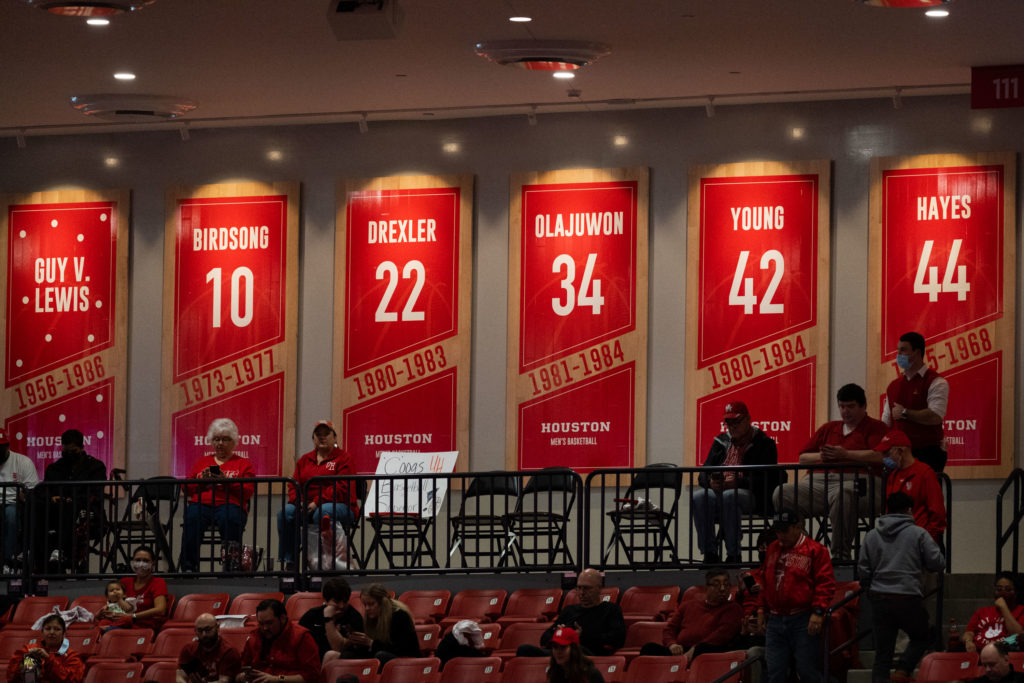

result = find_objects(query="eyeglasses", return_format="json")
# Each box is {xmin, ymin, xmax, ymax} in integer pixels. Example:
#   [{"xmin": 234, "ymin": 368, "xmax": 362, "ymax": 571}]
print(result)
[
  {"xmin": 575, "ymin": 585, "xmax": 600, "ymax": 592},
  {"xmin": 211, "ymin": 436, "xmax": 233, "ymax": 443},
  {"xmin": 708, "ymin": 581, "xmax": 731, "ymax": 589},
  {"xmin": 995, "ymin": 585, "xmax": 1016, "ymax": 593}
]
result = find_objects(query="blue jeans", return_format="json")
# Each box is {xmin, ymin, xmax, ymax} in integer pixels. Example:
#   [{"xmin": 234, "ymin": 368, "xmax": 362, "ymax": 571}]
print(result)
[
  {"xmin": 765, "ymin": 613, "xmax": 823, "ymax": 683},
  {"xmin": 181, "ymin": 503, "xmax": 247, "ymax": 570},
  {"xmin": 691, "ymin": 487, "xmax": 754, "ymax": 557},
  {"xmin": 276, "ymin": 502, "xmax": 353, "ymax": 562},
  {"xmin": 1, "ymin": 503, "xmax": 19, "ymax": 560}
]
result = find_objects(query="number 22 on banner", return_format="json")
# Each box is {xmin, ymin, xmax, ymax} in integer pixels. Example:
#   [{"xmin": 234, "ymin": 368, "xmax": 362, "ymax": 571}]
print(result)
[
  {"xmin": 913, "ymin": 239, "xmax": 970, "ymax": 301},
  {"xmin": 729, "ymin": 250, "xmax": 784, "ymax": 315},
  {"xmin": 375, "ymin": 259, "xmax": 425, "ymax": 322},
  {"xmin": 552, "ymin": 252, "xmax": 604, "ymax": 316}
]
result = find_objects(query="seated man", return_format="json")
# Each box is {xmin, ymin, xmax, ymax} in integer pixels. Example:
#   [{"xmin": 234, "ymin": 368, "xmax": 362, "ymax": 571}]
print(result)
[
  {"xmin": 773, "ymin": 384, "xmax": 888, "ymax": 561},
  {"xmin": 177, "ymin": 613, "xmax": 242, "ymax": 683},
  {"xmin": 640, "ymin": 570, "xmax": 743, "ymax": 661},
  {"xmin": 238, "ymin": 599, "xmax": 320, "ymax": 683},
  {"xmin": 971, "ymin": 641, "xmax": 1024, "ymax": 683},
  {"xmin": 693, "ymin": 401, "xmax": 778, "ymax": 564},
  {"xmin": 298, "ymin": 576, "xmax": 364, "ymax": 660},
  {"xmin": 518, "ymin": 568, "xmax": 625, "ymax": 657},
  {"xmin": 0, "ymin": 428, "xmax": 38, "ymax": 574},
  {"xmin": 876, "ymin": 430, "xmax": 946, "ymax": 542}
]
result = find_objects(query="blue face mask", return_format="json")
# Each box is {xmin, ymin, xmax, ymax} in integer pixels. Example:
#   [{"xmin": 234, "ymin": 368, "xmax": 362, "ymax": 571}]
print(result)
[
  {"xmin": 896, "ymin": 353, "xmax": 912, "ymax": 371},
  {"xmin": 883, "ymin": 456, "xmax": 898, "ymax": 470}
]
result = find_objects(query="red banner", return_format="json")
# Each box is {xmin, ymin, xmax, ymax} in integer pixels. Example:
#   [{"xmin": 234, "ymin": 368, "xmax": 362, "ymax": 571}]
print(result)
[
  {"xmin": 869, "ymin": 155, "xmax": 1015, "ymax": 478},
  {"xmin": 334, "ymin": 176, "xmax": 472, "ymax": 474},
  {"xmin": 2, "ymin": 193, "xmax": 128, "ymax": 476},
  {"xmin": 163, "ymin": 184, "xmax": 299, "ymax": 477},
  {"xmin": 685, "ymin": 162, "xmax": 830, "ymax": 465},
  {"xmin": 508, "ymin": 169, "xmax": 648, "ymax": 473}
]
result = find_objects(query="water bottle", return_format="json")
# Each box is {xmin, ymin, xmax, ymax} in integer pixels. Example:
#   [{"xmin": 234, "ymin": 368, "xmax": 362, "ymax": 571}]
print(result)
[
  {"xmin": 947, "ymin": 618, "xmax": 961, "ymax": 651},
  {"xmin": 22, "ymin": 655, "xmax": 38, "ymax": 683}
]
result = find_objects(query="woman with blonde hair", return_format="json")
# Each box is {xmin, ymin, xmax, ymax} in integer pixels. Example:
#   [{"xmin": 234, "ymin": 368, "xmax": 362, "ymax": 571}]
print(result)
[{"xmin": 343, "ymin": 584, "xmax": 418, "ymax": 663}]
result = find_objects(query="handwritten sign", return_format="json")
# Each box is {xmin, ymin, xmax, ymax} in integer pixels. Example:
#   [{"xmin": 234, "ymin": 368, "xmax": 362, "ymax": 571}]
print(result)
[{"xmin": 364, "ymin": 451, "xmax": 458, "ymax": 517}]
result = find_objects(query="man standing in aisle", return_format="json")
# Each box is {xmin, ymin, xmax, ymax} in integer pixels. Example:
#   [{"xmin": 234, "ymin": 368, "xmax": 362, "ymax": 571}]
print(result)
[
  {"xmin": 756, "ymin": 510, "xmax": 835, "ymax": 683},
  {"xmin": 876, "ymin": 430, "xmax": 946, "ymax": 542},
  {"xmin": 0, "ymin": 428, "xmax": 38, "ymax": 574},
  {"xmin": 883, "ymin": 331, "xmax": 949, "ymax": 472}
]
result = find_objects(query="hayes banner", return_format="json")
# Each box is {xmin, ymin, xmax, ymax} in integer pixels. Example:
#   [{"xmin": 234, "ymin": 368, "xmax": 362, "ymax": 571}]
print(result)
[
  {"xmin": 507, "ymin": 168, "xmax": 649, "ymax": 473},
  {"xmin": 334, "ymin": 175, "xmax": 473, "ymax": 474},
  {"xmin": 2, "ymin": 190, "xmax": 129, "ymax": 476},
  {"xmin": 685, "ymin": 161, "xmax": 831, "ymax": 466},
  {"xmin": 868, "ymin": 153, "xmax": 1015, "ymax": 479},
  {"xmin": 162, "ymin": 183, "xmax": 299, "ymax": 476}
]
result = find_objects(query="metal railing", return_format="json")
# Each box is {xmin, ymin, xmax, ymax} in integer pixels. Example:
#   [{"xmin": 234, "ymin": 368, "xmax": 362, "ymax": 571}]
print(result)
[{"xmin": 996, "ymin": 468, "xmax": 1024, "ymax": 574}]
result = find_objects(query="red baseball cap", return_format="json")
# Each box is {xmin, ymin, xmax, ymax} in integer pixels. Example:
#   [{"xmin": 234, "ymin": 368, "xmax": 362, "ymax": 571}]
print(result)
[
  {"xmin": 312, "ymin": 421, "xmax": 336, "ymax": 435},
  {"xmin": 550, "ymin": 627, "xmax": 580, "ymax": 646},
  {"xmin": 723, "ymin": 401, "xmax": 749, "ymax": 420},
  {"xmin": 873, "ymin": 429, "xmax": 912, "ymax": 452}
]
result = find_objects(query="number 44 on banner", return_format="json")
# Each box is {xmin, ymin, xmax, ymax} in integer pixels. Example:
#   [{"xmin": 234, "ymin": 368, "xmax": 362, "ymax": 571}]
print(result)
[{"xmin": 914, "ymin": 239, "xmax": 970, "ymax": 301}]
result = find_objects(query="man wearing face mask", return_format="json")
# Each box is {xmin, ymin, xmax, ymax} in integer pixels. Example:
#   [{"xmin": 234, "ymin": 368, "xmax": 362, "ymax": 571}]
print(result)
[
  {"xmin": 0, "ymin": 428, "xmax": 38, "ymax": 574},
  {"xmin": 882, "ymin": 331, "xmax": 949, "ymax": 472},
  {"xmin": 876, "ymin": 430, "xmax": 946, "ymax": 542}
]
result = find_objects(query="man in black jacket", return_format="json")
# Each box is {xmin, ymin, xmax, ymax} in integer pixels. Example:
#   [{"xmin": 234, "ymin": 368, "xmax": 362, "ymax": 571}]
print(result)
[{"xmin": 518, "ymin": 568, "xmax": 625, "ymax": 657}]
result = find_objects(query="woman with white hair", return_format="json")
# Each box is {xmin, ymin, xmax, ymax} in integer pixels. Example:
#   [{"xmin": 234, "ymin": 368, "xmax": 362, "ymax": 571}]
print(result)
[{"xmin": 180, "ymin": 418, "xmax": 255, "ymax": 572}]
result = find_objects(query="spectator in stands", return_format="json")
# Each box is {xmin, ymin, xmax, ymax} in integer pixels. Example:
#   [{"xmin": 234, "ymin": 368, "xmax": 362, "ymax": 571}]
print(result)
[
  {"xmin": 277, "ymin": 421, "xmax": 358, "ymax": 571},
  {"xmin": 177, "ymin": 612, "xmax": 241, "ymax": 683},
  {"xmin": 93, "ymin": 579, "xmax": 135, "ymax": 632},
  {"xmin": 773, "ymin": 383, "xmax": 889, "ymax": 561},
  {"xmin": 121, "ymin": 545, "xmax": 169, "ymax": 631},
  {"xmin": 300, "ymin": 577, "xmax": 364, "ymax": 661},
  {"xmin": 181, "ymin": 418, "xmax": 255, "ymax": 572},
  {"xmin": 519, "ymin": 568, "xmax": 625, "ymax": 658},
  {"xmin": 876, "ymin": 430, "xmax": 947, "ymax": 542},
  {"xmin": 34, "ymin": 428, "xmax": 106, "ymax": 572},
  {"xmin": 963, "ymin": 573, "xmax": 1024, "ymax": 652},
  {"xmin": 238, "ymin": 599, "xmax": 319, "ymax": 683},
  {"xmin": 693, "ymin": 400, "xmax": 779, "ymax": 564},
  {"xmin": 858, "ymin": 491, "xmax": 946, "ymax": 683},
  {"xmin": 737, "ymin": 528, "xmax": 776, "ymax": 647},
  {"xmin": 435, "ymin": 620, "xmax": 487, "ymax": 667},
  {"xmin": 882, "ymin": 331, "xmax": 949, "ymax": 473},
  {"xmin": 5, "ymin": 613, "xmax": 85, "ymax": 683},
  {"xmin": 547, "ymin": 627, "xmax": 604, "ymax": 683},
  {"xmin": 971, "ymin": 641, "xmax": 1024, "ymax": 683},
  {"xmin": 756, "ymin": 510, "xmax": 835, "ymax": 683},
  {"xmin": 343, "ymin": 583, "xmax": 418, "ymax": 662},
  {"xmin": 640, "ymin": 569, "xmax": 743, "ymax": 661},
  {"xmin": 0, "ymin": 427, "xmax": 38, "ymax": 575}
]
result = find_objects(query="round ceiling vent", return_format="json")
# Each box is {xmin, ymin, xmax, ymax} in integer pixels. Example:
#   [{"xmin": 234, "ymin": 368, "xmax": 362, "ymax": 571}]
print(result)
[
  {"xmin": 475, "ymin": 40, "xmax": 611, "ymax": 71},
  {"xmin": 18, "ymin": 0, "xmax": 155, "ymax": 15},
  {"xmin": 69, "ymin": 94, "xmax": 198, "ymax": 122}
]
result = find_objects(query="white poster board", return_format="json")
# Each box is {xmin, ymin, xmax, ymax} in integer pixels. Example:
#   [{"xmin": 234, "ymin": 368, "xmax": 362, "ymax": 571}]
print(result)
[{"xmin": 364, "ymin": 451, "xmax": 458, "ymax": 517}]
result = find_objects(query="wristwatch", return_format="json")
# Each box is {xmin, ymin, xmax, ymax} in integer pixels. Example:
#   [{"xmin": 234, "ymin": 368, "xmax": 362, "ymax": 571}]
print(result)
[{"xmin": 812, "ymin": 607, "xmax": 825, "ymax": 616}]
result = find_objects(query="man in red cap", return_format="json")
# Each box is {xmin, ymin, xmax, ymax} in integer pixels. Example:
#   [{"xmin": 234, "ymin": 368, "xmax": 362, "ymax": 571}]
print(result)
[
  {"xmin": 0, "ymin": 428, "xmax": 38, "ymax": 574},
  {"xmin": 276, "ymin": 421, "xmax": 358, "ymax": 570},
  {"xmin": 882, "ymin": 331, "xmax": 949, "ymax": 472},
  {"xmin": 693, "ymin": 400, "xmax": 779, "ymax": 564},
  {"xmin": 876, "ymin": 429, "xmax": 946, "ymax": 541}
]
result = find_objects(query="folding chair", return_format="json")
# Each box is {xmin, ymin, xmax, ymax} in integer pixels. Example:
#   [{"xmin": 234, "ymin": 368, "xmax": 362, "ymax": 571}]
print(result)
[
  {"xmin": 365, "ymin": 512, "xmax": 439, "ymax": 569},
  {"xmin": 378, "ymin": 656, "xmax": 442, "ymax": 683},
  {"xmin": 446, "ymin": 473, "xmax": 520, "ymax": 568},
  {"xmin": 915, "ymin": 651, "xmax": 979, "ymax": 682},
  {"xmin": 505, "ymin": 467, "xmax": 578, "ymax": 566},
  {"xmin": 102, "ymin": 476, "xmax": 180, "ymax": 573},
  {"xmin": 603, "ymin": 464, "xmax": 683, "ymax": 565}
]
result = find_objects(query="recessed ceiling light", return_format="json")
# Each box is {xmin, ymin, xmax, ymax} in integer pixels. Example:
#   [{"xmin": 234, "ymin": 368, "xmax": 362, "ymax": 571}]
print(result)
[
  {"xmin": 266, "ymin": 150, "xmax": 283, "ymax": 161},
  {"xmin": 553, "ymin": 72, "xmax": 575, "ymax": 80},
  {"xmin": 86, "ymin": 17, "xmax": 109, "ymax": 25},
  {"xmin": 925, "ymin": 8, "xmax": 949, "ymax": 16},
  {"xmin": 104, "ymin": 156, "xmax": 119, "ymax": 168},
  {"xmin": 113, "ymin": 72, "xmax": 136, "ymax": 80},
  {"xmin": 442, "ymin": 142, "xmax": 460, "ymax": 154},
  {"xmin": 612, "ymin": 135, "xmax": 629, "ymax": 147},
  {"xmin": 476, "ymin": 40, "xmax": 611, "ymax": 71},
  {"xmin": 509, "ymin": 16, "xmax": 531, "ymax": 22}
]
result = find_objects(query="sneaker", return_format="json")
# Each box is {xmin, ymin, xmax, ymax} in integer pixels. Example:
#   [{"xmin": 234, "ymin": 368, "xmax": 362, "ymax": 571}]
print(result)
[
  {"xmin": 703, "ymin": 552, "xmax": 721, "ymax": 565},
  {"xmin": 725, "ymin": 554, "xmax": 741, "ymax": 564}
]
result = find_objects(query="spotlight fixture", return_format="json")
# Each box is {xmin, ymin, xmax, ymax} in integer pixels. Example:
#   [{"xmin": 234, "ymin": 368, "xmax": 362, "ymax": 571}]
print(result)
[
  {"xmin": 69, "ymin": 94, "xmax": 198, "ymax": 121},
  {"xmin": 854, "ymin": 0, "xmax": 951, "ymax": 6},
  {"xmin": 18, "ymin": 0, "xmax": 155, "ymax": 15},
  {"xmin": 475, "ymin": 40, "xmax": 611, "ymax": 71}
]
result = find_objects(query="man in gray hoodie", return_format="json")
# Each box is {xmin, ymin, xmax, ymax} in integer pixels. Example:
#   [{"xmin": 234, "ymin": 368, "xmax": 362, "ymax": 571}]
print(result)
[{"xmin": 858, "ymin": 490, "xmax": 946, "ymax": 683}]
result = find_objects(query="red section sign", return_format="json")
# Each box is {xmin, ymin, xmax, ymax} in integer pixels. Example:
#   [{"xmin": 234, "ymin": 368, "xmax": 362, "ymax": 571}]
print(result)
[
  {"xmin": 335, "ymin": 178, "xmax": 472, "ymax": 474},
  {"xmin": 164, "ymin": 187, "xmax": 297, "ymax": 477},
  {"xmin": 3, "ymin": 198, "xmax": 125, "ymax": 476},
  {"xmin": 685, "ymin": 162, "xmax": 830, "ymax": 467},
  {"xmin": 508, "ymin": 170, "xmax": 648, "ymax": 473},
  {"xmin": 971, "ymin": 65, "xmax": 1024, "ymax": 109}
]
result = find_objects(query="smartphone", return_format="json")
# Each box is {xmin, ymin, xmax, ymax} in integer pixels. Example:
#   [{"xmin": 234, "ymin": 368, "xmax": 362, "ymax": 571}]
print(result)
[
  {"xmin": 742, "ymin": 574, "xmax": 756, "ymax": 590},
  {"xmin": 209, "ymin": 465, "xmax": 222, "ymax": 475}
]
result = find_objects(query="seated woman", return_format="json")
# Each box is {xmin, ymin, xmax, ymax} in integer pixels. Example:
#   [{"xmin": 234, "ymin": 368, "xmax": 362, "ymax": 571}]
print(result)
[
  {"xmin": 93, "ymin": 579, "xmax": 135, "ymax": 632},
  {"xmin": 120, "ymin": 546, "xmax": 169, "ymax": 631},
  {"xmin": 6, "ymin": 614, "xmax": 85, "ymax": 683},
  {"xmin": 181, "ymin": 418, "xmax": 255, "ymax": 572},
  {"xmin": 329, "ymin": 584, "xmax": 418, "ymax": 664},
  {"xmin": 547, "ymin": 627, "xmax": 604, "ymax": 683},
  {"xmin": 963, "ymin": 572, "xmax": 1024, "ymax": 652}
]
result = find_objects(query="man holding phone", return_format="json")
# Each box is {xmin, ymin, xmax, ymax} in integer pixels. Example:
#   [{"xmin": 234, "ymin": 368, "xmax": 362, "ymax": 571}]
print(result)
[
  {"xmin": 297, "ymin": 577, "xmax": 364, "ymax": 659},
  {"xmin": 237, "ymin": 599, "xmax": 319, "ymax": 683},
  {"xmin": 177, "ymin": 613, "xmax": 241, "ymax": 683}
]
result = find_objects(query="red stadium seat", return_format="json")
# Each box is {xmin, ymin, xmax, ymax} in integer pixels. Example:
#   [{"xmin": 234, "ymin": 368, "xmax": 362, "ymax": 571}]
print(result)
[
  {"xmin": 65, "ymin": 627, "xmax": 101, "ymax": 659},
  {"xmin": 399, "ymin": 590, "xmax": 452, "ymax": 624},
  {"xmin": 89, "ymin": 627, "xmax": 154, "ymax": 662},
  {"xmin": 166, "ymin": 592, "xmax": 230, "ymax": 627},
  {"xmin": 495, "ymin": 588, "xmax": 561, "ymax": 628},
  {"xmin": 687, "ymin": 650, "xmax": 746, "ymax": 683},
  {"xmin": 10, "ymin": 596, "xmax": 70, "ymax": 627},
  {"xmin": 218, "ymin": 627, "xmax": 250, "ymax": 653},
  {"xmin": 416, "ymin": 623, "xmax": 442, "ymax": 655},
  {"xmin": 623, "ymin": 655, "xmax": 687, "ymax": 683},
  {"xmin": 590, "ymin": 655, "xmax": 627, "ymax": 683},
  {"xmin": 83, "ymin": 661, "xmax": 144, "ymax": 683},
  {"xmin": 619, "ymin": 586, "xmax": 680, "ymax": 626},
  {"xmin": 286, "ymin": 591, "xmax": 324, "ymax": 623},
  {"xmin": 439, "ymin": 656, "xmax": 503, "ymax": 683},
  {"xmin": 438, "ymin": 590, "xmax": 507, "ymax": 631},
  {"xmin": 322, "ymin": 658, "xmax": 380, "ymax": 683},
  {"xmin": 140, "ymin": 627, "xmax": 197, "ymax": 664},
  {"xmin": 562, "ymin": 586, "xmax": 619, "ymax": 609},
  {"xmin": 348, "ymin": 589, "xmax": 395, "ymax": 617},
  {"xmin": 144, "ymin": 660, "xmax": 179, "ymax": 683},
  {"xmin": 228, "ymin": 592, "xmax": 284, "ymax": 620},
  {"xmin": 379, "ymin": 656, "xmax": 442, "ymax": 683},
  {"xmin": 68, "ymin": 595, "xmax": 108, "ymax": 628},
  {"xmin": 915, "ymin": 651, "xmax": 979, "ymax": 682},
  {"xmin": 0, "ymin": 628, "xmax": 38, "ymax": 662},
  {"xmin": 499, "ymin": 656, "xmax": 549, "ymax": 683},
  {"xmin": 492, "ymin": 622, "xmax": 549, "ymax": 662},
  {"xmin": 617, "ymin": 620, "xmax": 667, "ymax": 660}
]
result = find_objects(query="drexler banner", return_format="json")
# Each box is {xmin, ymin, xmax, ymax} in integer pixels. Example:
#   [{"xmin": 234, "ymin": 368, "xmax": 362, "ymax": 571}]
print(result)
[
  {"xmin": 162, "ymin": 183, "xmax": 299, "ymax": 477},
  {"xmin": 685, "ymin": 161, "xmax": 831, "ymax": 466},
  {"xmin": 507, "ymin": 168, "xmax": 649, "ymax": 473},
  {"xmin": 868, "ymin": 153, "xmax": 1016, "ymax": 479},
  {"xmin": 2, "ymin": 189, "xmax": 129, "ymax": 476},
  {"xmin": 334, "ymin": 175, "xmax": 473, "ymax": 474}
]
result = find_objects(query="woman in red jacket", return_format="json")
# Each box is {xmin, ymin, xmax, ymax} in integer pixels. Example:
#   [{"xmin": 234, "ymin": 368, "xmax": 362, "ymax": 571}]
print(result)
[{"xmin": 6, "ymin": 614, "xmax": 85, "ymax": 683}]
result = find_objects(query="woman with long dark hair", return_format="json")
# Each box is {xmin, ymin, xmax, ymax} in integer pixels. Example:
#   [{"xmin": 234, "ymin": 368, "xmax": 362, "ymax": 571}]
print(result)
[
  {"xmin": 6, "ymin": 614, "xmax": 85, "ymax": 683},
  {"xmin": 547, "ymin": 627, "xmax": 604, "ymax": 683}
]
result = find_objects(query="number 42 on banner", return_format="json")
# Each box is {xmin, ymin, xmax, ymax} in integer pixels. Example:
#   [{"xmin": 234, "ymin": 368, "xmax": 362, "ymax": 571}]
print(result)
[
  {"xmin": 914, "ymin": 239, "xmax": 970, "ymax": 301},
  {"xmin": 729, "ymin": 250, "xmax": 784, "ymax": 315}
]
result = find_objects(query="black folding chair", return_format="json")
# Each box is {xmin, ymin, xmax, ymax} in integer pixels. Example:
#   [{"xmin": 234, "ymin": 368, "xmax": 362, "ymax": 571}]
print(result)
[
  {"xmin": 447, "ymin": 472, "xmax": 521, "ymax": 568},
  {"xmin": 505, "ymin": 467, "xmax": 578, "ymax": 567},
  {"xmin": 602, "ymin": 463, "xmax": 683, "ymax": 565}
]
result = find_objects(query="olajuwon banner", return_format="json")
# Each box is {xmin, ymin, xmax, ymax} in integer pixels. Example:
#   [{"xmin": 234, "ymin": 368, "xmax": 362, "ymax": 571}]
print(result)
[
  {"xmin": 162, "ymin": 182, "xmax": 299, "ymax": 476},
  {"xmin": 2, "ymin": 189, "xmax": 129, "ymax": 477},
  {"xmin": 508, "ymin": 168, "xmax": 649, "ymax": 472},
  {"xmin": 685, "ymin": 161, "xmax": 831, "ymax": 466},
  {"xmin": 868, "ymin": 153, "xmax": 1015, "ymax": 479},
  {"xmin": 334, "ymin": 175, "xmax": 473, "ymax": 474}
]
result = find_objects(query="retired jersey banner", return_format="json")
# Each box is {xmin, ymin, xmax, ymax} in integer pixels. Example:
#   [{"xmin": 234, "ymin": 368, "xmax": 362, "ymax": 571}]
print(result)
[
  {"xmin": 333, "ymin": 175, "xmax": 473, "ymax": 474},
  {"xmin": 507, "ymin": 168, "xmax": 648, "ymax": 473},
  {"xmin": 162, "ymin": 183, "xmax": 299, "ymax": 477},
  {"xmin": 868, "ymin": 153, "xmax": 1015, "ymax": 479},
  {"xmin": 2, "ymin": 190, "xmax": 129, "ymax": 476},
  {"xmin": 685, "ymin": 161, "xmax": 830, "ymax": 466}
]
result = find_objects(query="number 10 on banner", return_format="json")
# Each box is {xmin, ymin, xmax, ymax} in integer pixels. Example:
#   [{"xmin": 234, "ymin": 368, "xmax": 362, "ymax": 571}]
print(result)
[{"xmin": 553, "ymin": 252, "xmax": 604, "ymax": 316}]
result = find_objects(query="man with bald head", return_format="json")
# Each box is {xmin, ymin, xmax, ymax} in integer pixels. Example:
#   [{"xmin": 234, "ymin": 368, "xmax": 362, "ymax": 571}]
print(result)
[
  {"xmin": 177, "ymin": 613, "xmax": 241, "ymax": 683},
  {"xmin": 970, "ymin": 641, "xmax": 1024, "ymax": 683},
  {"xmin": 519, "ymin": 568, "xmax": 626, "ymax": 657}
]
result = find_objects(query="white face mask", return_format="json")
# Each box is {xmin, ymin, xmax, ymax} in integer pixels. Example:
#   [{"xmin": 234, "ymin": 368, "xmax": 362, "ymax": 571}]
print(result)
[{"xmin": 131, "ymin": 560, "xmax": 152, "ymax": 573}]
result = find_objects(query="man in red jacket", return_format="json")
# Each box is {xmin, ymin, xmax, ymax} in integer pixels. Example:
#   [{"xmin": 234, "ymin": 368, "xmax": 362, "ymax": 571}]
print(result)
[
  {"xmin": 756, "ymin": 510, "xmax": 836, "ymax": 683},
  {"xmin": 876, "ymin": 429, "xmax": 946, "ymax": 541}
]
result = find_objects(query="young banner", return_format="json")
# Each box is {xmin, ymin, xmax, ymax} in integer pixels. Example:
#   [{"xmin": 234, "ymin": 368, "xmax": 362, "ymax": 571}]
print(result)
[
  {"xmin": 162, "ymin": 182, "xmax": 299, "ymax": 476},
  {"xmin": 507, "ymin": 168, "xmax": 648, "ymax": 473},
  {"xmin": 868, "ymin": 153, "xmax": 1015, "ymax": 479},
  {"xmin": 334, "ymin": 175, "xmax": 473, "ymax": 474},
  {"xmin": 685, "ymin": 161, "xmax": 831, "ymax": 466},
  {"xmin": 2, "ymin": 189, "xmax": 129, "ymax": 476}
]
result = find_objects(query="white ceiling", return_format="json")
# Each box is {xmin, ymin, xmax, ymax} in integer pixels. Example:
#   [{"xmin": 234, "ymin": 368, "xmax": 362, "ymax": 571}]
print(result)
[{"xmin": 1, "ymin": 0, "xmax": 1022, "ymax": 137}]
